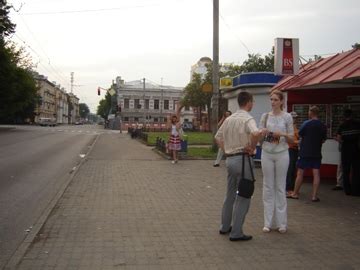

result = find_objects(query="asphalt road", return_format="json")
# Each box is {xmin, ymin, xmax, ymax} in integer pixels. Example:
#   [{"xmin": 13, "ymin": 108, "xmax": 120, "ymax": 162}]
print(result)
[{"xmin": 0, "ymin": 124, "xmax": 113, "ymax": 269}]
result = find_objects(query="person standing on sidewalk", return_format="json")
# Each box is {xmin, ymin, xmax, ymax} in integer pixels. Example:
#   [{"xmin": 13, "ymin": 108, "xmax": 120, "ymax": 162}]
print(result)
[
  {"xmin": 260, "ymin": 90, "xmax": 294, "ymax": 234},
  {"xmin": 337, "ymin": 109, "xmax": 360, "ymax": 196},
  {"xmin": 167, "ymin": 104, "xmax": 183, "ymax": 164},
  {"xmin": 213, "ymin": 110, "xmax": 232, "ymax": 167},
  {"xmin": 288, "ymin": 106, "xmax": 327, "ymax": 202},
  {"xmin": 286, "ymin": 111, "xmax": 300, "ymax": 195},
  {"xmin": 215, "ymin": 91, "xmax": 262, "ymax": 241}
]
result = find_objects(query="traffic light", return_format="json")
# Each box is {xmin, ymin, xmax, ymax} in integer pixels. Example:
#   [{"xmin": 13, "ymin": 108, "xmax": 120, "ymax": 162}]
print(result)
[{"xmin": 97, "ymin": 87, "xmax": 100, "ymax": 96}]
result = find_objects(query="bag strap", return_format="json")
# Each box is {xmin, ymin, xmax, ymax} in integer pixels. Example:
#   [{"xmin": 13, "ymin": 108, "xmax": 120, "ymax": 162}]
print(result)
[
  {"xmin": 264, "ymin": 113, "xmax": 269, "ymax": 128},
  {"xmin": 241, "ymin": 153, "xmax": 245, "ymax": 179},
  {"xmin": 247, "ymin": 155, "xmax": 255, "ymax": 182},
  {"xmin": 241, "ymin": 154, "xmax": 255, "ymax": 182}
]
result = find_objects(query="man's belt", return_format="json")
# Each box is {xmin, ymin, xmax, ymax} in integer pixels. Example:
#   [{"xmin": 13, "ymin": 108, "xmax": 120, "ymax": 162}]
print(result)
[{"xmin": 225, "ymin": 152, "xmax": 247, "ymax": 158}]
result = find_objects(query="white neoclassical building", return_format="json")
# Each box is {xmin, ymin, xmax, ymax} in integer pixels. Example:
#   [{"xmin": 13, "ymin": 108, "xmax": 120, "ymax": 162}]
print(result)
[{"xmin": 115, "ymin": 76, "xmax": 186, "ymax": 129}]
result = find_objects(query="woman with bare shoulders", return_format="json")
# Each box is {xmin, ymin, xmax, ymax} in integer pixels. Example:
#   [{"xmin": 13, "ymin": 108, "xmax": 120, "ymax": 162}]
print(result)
[{"xmin": 168, "ymin": 105, "xmax": 183, "ymax": 164}]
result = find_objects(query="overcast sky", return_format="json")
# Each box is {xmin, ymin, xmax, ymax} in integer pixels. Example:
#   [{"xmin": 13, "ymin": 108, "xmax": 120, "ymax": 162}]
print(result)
[{"xmin": 8, "ymin": 0, "xmax": 360, "ymax": 112}]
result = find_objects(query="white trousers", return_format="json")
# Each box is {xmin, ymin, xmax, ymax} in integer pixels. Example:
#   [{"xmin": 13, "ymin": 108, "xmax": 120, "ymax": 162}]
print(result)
[{"xmin": 261, "ymin": 150, "xmax": 289, "ymax": 229}]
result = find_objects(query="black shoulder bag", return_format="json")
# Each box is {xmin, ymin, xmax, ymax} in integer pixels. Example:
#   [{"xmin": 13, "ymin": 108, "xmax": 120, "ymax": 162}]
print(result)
[{"xmin": 237, "ymin": 154, "xmax": 256, "ymax": 198}]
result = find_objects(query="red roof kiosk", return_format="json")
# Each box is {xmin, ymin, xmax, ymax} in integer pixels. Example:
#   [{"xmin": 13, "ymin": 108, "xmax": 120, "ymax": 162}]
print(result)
[{"xmin": 272, "ymin": 48, "xmax": 360, "ymax": 179}]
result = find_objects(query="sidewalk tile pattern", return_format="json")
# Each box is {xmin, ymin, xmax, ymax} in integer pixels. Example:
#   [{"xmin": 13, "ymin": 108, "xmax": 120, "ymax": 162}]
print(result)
[{"xmin": 15, "ymin": 134, "xmax": 360, "ymax": 270}]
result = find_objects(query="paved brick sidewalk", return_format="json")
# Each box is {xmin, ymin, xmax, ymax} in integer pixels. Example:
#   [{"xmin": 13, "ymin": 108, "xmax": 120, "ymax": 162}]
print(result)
[{"xmin": 11, "ymin": 133, "xmax": 360, "ymax": 269}]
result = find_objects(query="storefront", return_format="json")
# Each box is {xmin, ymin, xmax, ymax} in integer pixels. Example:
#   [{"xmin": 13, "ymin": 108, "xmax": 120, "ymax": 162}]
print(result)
[{"xmin": 272, "ymin": 48, "xmax": 360, "ymax": 178}]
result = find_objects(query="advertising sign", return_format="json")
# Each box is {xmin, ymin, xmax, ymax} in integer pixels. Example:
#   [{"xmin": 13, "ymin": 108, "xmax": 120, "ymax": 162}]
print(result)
[
  {"xmin": 220, "ymin": 77, "xmax": 233, "ymax": 89},
  {"xmin": 274, "ymin": 38, "xmax": 299, "ymax": 76}
]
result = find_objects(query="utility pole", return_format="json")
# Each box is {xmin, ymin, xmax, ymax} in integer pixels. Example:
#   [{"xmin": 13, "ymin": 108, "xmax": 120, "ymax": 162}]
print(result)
[
  {"xmin": 160, "ymin": 77, "xmax": 163, "ymax": 123},
  {"xmin": 211, "ymin": 0, "xmax": 219, "ymax": 137},
  {"xmin": 143, "ymin": 78, "xmax": 146, "ymax": 125},
  {"xmin": 70, "ymin": 72, "xmax": 74, "ymax": 93}
]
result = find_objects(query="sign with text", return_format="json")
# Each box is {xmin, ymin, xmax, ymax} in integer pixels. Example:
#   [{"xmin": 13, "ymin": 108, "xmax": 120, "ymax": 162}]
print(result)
[
  {"xmin": 220, "ymin": 77, "xmax": 233, "ymax": 88},
  {"xmin": 274, "ymin": 38, "xmax": 299, "ymax": 75}
]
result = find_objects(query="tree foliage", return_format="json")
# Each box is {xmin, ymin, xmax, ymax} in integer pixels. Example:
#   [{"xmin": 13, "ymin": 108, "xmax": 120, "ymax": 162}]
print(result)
[
  {"xmin": 0, "ymin": 0, "xmax": 16, "ymax": 39},
  {"xmin": 352, "ymin": 43, "xmax": 360, "ymax": 49},
  {"xmin": 0, "ymin": 1, "xmax": 38, "ymax": 123},
  {"xmin": 96, "ymin": 92, "xmax": 112, "ymax": 120},
  {"xmin": 79, "ymin": 103, "xmax": 90, "ymax": 118},
  {"xmin": 181, "ymin": 49, "xmax": 275, "ymax": 127}
]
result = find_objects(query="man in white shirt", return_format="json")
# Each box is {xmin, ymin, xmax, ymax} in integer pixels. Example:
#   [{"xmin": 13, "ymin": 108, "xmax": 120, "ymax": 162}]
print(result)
[{"xmin": 215, "ymin": 91, "xmax": 262, "ymax": 241}]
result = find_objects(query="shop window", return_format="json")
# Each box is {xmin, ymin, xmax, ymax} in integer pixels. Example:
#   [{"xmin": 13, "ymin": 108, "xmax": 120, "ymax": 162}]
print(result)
[
  {"xmin": 124, "ymin": 117, "xmax": 129, "ymax": 122},
  {"xmin": 124, "ymin": 99, "xmax": 129, "ymax": 109}
]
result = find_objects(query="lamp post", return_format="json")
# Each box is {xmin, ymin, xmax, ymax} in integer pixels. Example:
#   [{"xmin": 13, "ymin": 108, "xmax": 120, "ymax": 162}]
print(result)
[{"xmin": 211, "ymin": 0, "xmax": 219, "ymax": 138}]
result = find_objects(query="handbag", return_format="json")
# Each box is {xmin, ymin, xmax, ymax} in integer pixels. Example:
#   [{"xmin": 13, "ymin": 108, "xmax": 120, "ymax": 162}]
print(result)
[{"xmin": 237, "ymin": 154, "xmax": 256, "ymax": 198}]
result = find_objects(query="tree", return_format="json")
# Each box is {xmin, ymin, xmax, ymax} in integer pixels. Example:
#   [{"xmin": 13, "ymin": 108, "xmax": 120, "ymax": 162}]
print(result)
[
  {"xmin": 352, "ymin": 42, "xmax": 360, "ymax": 49},
  {"xmin": 0, "ymin": 0, "xmax": 16, "ymax": 39},
  {"xmin": 96, "ymin": 92, "xmax": 112, "ymax": 120},
  {"xmin": 0, "ymin": 2, "xmax": 38, "ymax": 123},
  {"xmin": 0, "ymin": 42, "xmax": 37, "ymax": 123},
  {"xmin": 241, "ymin": 50, "xmax": 274, "ymax": 73},
  {"xmin": 181, "ymin": 73, "xmax": 212, "ymax": 127},
  {"xmin": 79, "ymin": 103, "xmax": 90, "ymax": 118}
]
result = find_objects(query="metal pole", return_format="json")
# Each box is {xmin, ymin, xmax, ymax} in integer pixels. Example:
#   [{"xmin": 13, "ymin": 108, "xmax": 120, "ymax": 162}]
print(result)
[
  {"xmin": 211, "ymin": 0, "xmax": 219, "ymax": 137},
  {"xmin": 143, "ymin": 78, "xmax": 146, "ymax": 125}
]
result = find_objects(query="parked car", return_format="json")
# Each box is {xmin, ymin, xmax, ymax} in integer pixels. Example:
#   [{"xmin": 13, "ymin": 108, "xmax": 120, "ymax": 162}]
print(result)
[
  {"xmin": 38, "ymin": 118, "xmax": 56, "ymax": 127},
  {"xmin": 181, "ymin": 122, "xmax": 194, "ymax": 131}
]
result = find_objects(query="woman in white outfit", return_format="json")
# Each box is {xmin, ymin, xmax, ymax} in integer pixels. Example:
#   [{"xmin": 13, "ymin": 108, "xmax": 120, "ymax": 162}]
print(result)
[{"xmin": 260, "ymin": 90, "xmax": 294, "ymax": 233}]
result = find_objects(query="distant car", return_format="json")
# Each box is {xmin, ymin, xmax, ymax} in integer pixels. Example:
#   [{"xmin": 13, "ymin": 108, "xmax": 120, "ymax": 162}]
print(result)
[
  {"xmin": 182, "ymin": 122, "xmax": 194, "ymax": 131},
  {"xmin": 38, "ymin": 118, "xmax": 56, "ymax": 127}
]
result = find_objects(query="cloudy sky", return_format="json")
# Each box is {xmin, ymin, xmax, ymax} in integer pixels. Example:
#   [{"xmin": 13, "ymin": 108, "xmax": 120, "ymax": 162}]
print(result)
[{"xmin": 8, "ymin": 0, "xmax": 360, "ymax": 112}]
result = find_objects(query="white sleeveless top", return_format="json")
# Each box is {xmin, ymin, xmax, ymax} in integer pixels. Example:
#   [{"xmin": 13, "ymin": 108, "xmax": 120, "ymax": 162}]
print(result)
[{"xmin": 171, "ymin": 124, "xmax": 178, "ymax": 136}]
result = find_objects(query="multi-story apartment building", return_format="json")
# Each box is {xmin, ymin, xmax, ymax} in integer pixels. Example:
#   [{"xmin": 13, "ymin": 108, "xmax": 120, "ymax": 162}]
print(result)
[
  {"xmin": 56, "ymin": 87, "xmax": 69, "ymax": 124},
  {"xmin": 115, "ymin": 76, "xmax": 184, "ymax": 128},
  {"xmin": 68, "ymin": 93, "xmax": 79, "ymax": 124},
  {"xmin": 34, "ymin": 74, "xmax": 79, "ymax": 125},
  {"xmin": 34, "ymin": 75, "xmax": 57, "ymax": 123}
]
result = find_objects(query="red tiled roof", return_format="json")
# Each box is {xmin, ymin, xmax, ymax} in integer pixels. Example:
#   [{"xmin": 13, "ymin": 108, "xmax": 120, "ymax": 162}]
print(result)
[{"xmin": 273, "ymin": 48, "xmax": 360, "ymax": 91}]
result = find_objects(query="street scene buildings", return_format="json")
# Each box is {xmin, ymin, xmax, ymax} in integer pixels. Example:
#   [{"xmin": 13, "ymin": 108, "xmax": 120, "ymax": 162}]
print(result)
[{"xmin": 34, "ymin": 74, "xmax": 80, "ymax": 125}]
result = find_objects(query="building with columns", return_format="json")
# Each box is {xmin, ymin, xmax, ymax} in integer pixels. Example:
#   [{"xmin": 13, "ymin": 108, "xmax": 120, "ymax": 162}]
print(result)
[{"xmin": 115, "ymin": 77, "xmax": 184, "ymax": 129}]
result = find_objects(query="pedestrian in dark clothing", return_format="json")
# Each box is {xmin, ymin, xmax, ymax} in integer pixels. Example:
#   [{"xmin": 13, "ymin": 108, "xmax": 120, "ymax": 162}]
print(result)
[
  {"xmin": 286, "ymin": 111, "xmax": 300, "ymax": 195},
  {"xmin": 337, "ymin": 109, "xmax": 360, "ymax": 196},
  {"xmin": 288, "ymin": 106, "xmax": 327, "ymax": 202}
]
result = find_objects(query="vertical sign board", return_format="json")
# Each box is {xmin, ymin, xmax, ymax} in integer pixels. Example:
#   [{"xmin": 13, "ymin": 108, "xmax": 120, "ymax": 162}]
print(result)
[{"xmin": 274, "ymin": 38, "xmax": 300, "ymax": 75}]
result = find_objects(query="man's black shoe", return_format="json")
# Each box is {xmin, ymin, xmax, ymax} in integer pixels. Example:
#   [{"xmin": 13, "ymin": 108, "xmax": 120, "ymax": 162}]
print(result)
[
  {"xmin": 332, "ymin": 186, "xmax": 343, "ymax": 191},
  {"xmin": 229, "ymin": 235, "xmax": 253, "ymax": 241},
  {"xmin": 213, "ymin": 164, "xmax": 220, "ymax": 167},
  {"xmin": 219, "ymin": 226, "xmax": 232, "ymax": 235}
]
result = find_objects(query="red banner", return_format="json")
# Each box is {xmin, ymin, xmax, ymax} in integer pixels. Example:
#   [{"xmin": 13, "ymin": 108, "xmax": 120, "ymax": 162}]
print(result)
[{"xmin": 282, "ymin": 39, "xmax": 294, "ymax": 74}]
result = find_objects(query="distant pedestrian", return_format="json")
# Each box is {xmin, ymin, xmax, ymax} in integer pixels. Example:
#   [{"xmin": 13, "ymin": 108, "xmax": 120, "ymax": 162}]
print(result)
[
  {"xmin": 286, "ymin": 111, "xmax": 300, "ymax": 195},
  {"xmin": 167, "ymin": 105, "xmax": 183, "ymax": 164},
  {"xmin": 337, "ymin": 109, "xmax": 360, "ymax": 196},
  {"xmin": 288, "ymin": 106, "xmax": 327, "ymax": 202},
  {"xmin": 213, "ymin": 110, "xmax": 232, "ymax": 167},
  {"xmin": 215, "ymin": 91, "xmax": 263, "ymax": 241},
  {"xmin": 260, "ymin": 90, "xmax": 294, "ymax": 234}
]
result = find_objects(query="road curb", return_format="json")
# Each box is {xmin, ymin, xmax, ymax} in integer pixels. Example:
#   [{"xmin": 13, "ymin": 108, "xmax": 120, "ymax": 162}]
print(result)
[{"xmin": 3, "ymin": 134, "xmax": 100, "ymax": 270}]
